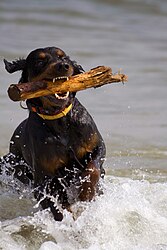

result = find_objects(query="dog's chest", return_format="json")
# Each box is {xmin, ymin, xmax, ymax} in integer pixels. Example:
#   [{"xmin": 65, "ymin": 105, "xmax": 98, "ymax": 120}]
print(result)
[
  {"xmin": 38, "ymin": 126, "xmax": 98, "ymax": 175},
  {"xmin": 45, "ymin": 128, "xmax": 98, "ymax": 156}
]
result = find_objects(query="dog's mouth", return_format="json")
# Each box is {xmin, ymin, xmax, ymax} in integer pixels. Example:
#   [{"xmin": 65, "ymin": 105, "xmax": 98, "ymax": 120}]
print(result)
[
  {"xmin": 39, "ymin": 76, "xmax": 72, "ymax": 109},
  {"xmin": 52, "ymin": 76, "xmax": 69, "ymax": 100},
  {"xmin": 55, "ymin": 91, "xmax": 69, "ymax": 100},
  {"xmin": 44, "ymin": 76, "xmax": 69, "ymax": 101}
]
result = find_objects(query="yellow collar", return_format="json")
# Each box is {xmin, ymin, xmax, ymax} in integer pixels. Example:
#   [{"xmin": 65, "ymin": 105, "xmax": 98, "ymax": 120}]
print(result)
[{"xmin": 37, "ymin": 103, "xmax": 73, "ymax": 120}]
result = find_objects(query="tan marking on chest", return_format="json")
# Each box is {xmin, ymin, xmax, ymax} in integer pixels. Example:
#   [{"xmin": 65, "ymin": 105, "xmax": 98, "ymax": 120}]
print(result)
[
  {"xmin": 77, "ymin": 133, "xmax": 99, "ymax": 159},
  {"xmin": 41, "ymin": 157, "xmax": 67, "ymax": 176}
]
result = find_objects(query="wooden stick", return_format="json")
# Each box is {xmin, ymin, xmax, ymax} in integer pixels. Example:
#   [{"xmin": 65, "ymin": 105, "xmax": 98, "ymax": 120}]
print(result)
[{"xmin": 7, "ymin": 66, "xmax": 128, "ymax": 101}]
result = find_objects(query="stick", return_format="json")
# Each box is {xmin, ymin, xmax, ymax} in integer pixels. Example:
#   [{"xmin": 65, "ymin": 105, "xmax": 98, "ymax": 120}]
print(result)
[{"xmin": 7, "ymin": 66, "xmax": 128, "ymax": 101}]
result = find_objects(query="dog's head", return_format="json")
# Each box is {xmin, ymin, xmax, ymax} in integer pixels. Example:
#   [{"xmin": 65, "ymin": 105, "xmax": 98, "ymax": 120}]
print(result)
[{"xmin": 4, "ymin": 47, "xmax": 84, "ymax": 110}]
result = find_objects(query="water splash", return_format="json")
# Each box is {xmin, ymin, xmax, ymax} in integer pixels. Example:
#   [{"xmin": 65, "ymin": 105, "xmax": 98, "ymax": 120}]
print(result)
[{"xmin": 0, "ymin": 175, "xmax": 167, "ymax": 250}]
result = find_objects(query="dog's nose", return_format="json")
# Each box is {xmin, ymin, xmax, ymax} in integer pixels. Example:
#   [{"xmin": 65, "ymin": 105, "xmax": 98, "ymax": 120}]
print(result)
[{"xmin": 56, "ymin": 62, "xmax": 70, "ymax": 72}]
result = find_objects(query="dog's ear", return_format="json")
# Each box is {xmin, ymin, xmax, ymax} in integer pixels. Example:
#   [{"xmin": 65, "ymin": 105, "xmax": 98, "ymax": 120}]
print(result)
[
  {"xmin": 3, "ymin": 58, "xmax": 26, "ymax": 74},
  {"xmin": 72, "ymin": 60, "xmax": 85, "ymax": 75}
]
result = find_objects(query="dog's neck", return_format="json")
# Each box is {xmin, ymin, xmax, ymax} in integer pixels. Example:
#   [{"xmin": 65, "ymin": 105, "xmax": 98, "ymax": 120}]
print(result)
[{"xmin": 26, "ymin": 98, "xmax": 73, "ymax": 120}]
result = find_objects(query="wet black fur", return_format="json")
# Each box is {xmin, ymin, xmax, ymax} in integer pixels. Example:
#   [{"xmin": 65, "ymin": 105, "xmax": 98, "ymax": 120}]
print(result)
[{"xmin": 1, "ymin": 47, "xmax": 106, "ymax": 221}]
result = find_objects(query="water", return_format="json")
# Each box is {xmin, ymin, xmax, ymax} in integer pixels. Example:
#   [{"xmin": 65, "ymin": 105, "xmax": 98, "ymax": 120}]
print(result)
[
  {"xmin": 0, "ymin": 0, "xmax": 167, "ymax": 249},
  {"xmin": 1, "ymin": 176, "xmax": 167, "ymax": 249}
]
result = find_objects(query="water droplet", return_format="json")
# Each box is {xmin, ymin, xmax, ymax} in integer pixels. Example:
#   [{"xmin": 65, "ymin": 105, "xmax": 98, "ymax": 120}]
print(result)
[{"xmin": 18, "ymin": 170, "xmax": 22, "ymax": 176}]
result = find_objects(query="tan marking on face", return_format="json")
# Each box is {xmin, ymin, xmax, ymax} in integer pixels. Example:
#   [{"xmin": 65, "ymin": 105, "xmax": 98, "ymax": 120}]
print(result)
[
  {"xmin": 38, "ymin": 52, "xmax": 46, "ymax": 59},
  {"xmin": 30, "ymin": 61, "xmax": 73, "ymax": 82},
  {"xmin": 55, "ymin": 49, "xmax": 65, "ymax": 58}
]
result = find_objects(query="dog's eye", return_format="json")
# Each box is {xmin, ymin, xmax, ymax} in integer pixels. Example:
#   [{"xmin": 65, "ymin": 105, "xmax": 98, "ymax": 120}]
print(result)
[
  {"xmin": 57, "ymin": 54, "xmax": 64, "ymax": 59},
  {"xmin": 36, "ymin": 59, "xmax": 45, "ymax": 67}
]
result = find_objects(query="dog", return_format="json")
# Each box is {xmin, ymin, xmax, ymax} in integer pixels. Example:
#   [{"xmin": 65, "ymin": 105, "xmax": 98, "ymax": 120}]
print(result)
[{"xmin": 0, "ymin": 47, "xmax": 106, "ymax": 221}]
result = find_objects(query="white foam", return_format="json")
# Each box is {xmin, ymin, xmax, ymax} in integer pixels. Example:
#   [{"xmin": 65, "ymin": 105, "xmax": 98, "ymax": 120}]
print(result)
[
  {"xmin": 39, "ymin": 241, "xmax": 61, "ymax": 250},
  {"xmin": 1, "ymin": 176, "xmax": 167, "ymax": 250}
]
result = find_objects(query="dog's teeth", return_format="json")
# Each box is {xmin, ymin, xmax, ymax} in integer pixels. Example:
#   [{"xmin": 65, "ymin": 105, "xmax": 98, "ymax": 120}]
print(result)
[
  {"xmin": 52, "ymin": 76, "xmax": 69, "ymax": 82},
  {"xmin": 55, "ymin": 91, "xmax": 69, "ymax": 100}
]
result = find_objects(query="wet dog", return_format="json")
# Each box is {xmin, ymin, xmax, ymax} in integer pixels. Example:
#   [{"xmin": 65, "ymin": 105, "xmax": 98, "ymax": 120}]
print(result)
[{"xmin": 1, "ymin": 47, "xmax": 106, "ymax": 220}]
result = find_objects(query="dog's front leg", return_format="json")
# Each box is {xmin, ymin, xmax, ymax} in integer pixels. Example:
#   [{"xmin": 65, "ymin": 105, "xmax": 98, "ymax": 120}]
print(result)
[
  {"xmin": 33, "ymin": 176, "xmax": 65, "ymax": 221},
  {"xmin": 39, "ymin": 196, "xmax": 64, "ymax": 221},
  {"xmin": 78, "ymin": 160, "xmax": 101, "ymax": 202},
  {"xmin": 78, "ymin": 142, "xmax": 106, "ymax": 202}
]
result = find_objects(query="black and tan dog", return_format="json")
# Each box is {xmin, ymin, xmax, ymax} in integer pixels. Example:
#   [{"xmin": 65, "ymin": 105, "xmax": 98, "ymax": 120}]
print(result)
[{"xmin": 0, "ymin": 47, "xmax": 106, "ymax": 220}]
